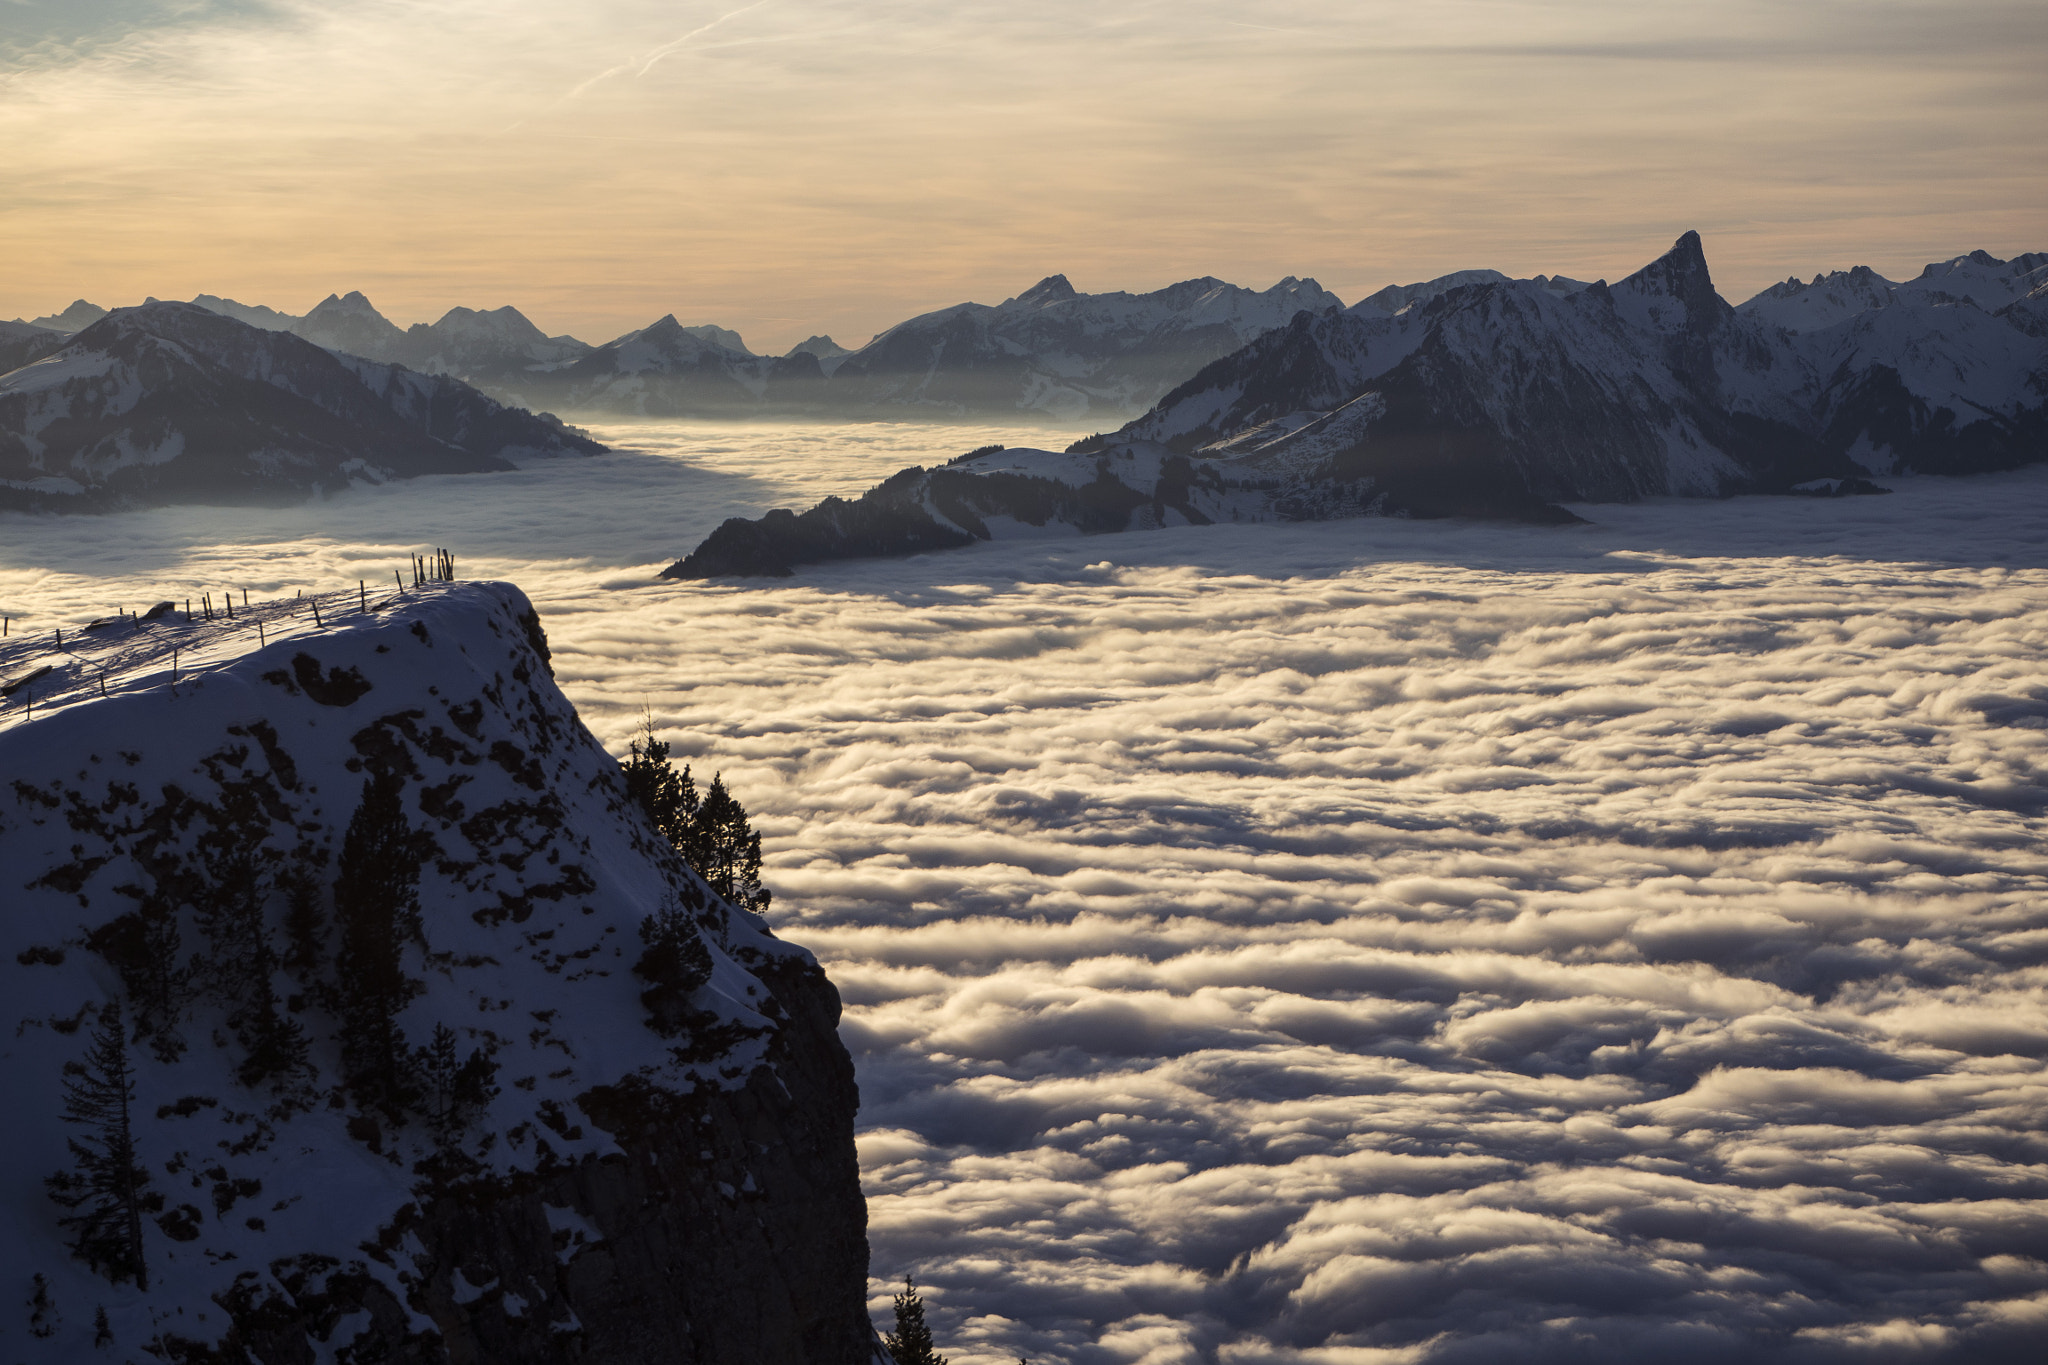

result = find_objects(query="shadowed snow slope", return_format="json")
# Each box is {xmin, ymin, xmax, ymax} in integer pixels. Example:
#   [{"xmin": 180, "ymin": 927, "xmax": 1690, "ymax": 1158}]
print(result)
[{"xmin": 0, "ymin": 580, "xmax": 873, "ymax": 1364}]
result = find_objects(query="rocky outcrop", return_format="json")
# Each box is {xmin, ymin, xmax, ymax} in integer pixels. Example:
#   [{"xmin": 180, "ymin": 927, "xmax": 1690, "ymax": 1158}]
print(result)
[{"xmin": 0, "ymin": 582, "xmax": 873, "ymax": 1362}]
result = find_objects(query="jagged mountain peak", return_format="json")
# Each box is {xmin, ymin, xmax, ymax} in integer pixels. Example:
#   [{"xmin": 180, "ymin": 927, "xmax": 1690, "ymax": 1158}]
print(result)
[
  {"xmin": 1014, "ymin": 274, "xmax": 1078, "ymax": 306},
  {"xmin": 306, "ymin": 290, "xmax": 385, "ymax": 317},
  {"xmin": 1612, "ymin": 229, "xmax": 1731, "ymax": 339},
  {"xmin": 786, "ymin": 334, "xmax": 849, "ymax": 359},
  {"xmin": 427, "ymin": 303, "xmax": 547, "ymax": 338},
  {"xmin": 29, "ymin": 299, "xmax": 112, "ymax": 333},
  {"xmin": 1617, "ymin": 230, "xmax": 1715, "ymax": 302}
]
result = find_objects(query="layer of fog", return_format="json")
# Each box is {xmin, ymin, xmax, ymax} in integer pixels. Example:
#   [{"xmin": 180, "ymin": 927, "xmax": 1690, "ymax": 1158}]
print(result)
[{"xmin": 3, "ymin": 424, "xmax": 2046, "ymax": 1363}]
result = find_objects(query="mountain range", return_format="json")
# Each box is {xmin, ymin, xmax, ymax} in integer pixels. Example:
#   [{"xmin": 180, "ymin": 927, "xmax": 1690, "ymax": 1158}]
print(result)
[
  {"xmin": 12, "ymin": 274, "xmax": 1347, "ymax": 424},
  {"xmin": 0, "ymin": 301, "xmax": 602, "ymax": 510},
  {"xmin": 666, "ymin": 233, "xmax": 2048, "ymax": 576}
]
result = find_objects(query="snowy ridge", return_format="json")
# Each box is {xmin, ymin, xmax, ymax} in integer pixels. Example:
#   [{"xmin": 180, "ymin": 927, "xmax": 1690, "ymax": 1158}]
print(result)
[
  {"xmin": 1736, "ymin": 251, "xmax": 2048, "ymax": 332},
  {"xmin": 1118, "ymin": 233, "xmax": 2047, "ymax": 498},
  {"xmin": 0, "ymin": 302, "xmax": 603, "ymax": 509},
  {"xmin": 0, "ymin": 582, "xmax": 872, "ymax": 1362},
  {"xmin": 667, "ymin": 234, "xmax": 2048, "ymax": 575}
]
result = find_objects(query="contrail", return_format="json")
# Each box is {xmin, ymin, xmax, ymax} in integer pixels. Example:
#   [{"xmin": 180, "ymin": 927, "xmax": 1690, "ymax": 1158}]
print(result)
[{"xmin": 568, "ymin": 0, "xmax": 774, "ymax": 100}]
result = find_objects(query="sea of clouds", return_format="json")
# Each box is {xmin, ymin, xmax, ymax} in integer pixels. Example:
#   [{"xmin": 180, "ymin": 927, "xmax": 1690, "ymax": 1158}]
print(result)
[{"xmin": 3, "ymin": 423, "xmax": 2046, "ymax": 1363}]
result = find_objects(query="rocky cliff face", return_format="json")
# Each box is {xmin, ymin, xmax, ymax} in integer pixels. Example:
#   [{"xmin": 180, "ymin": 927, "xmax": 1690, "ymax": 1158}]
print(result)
[{"xmin": 0, "ymin": 582, "xmax": 873, "ymax": 1363}]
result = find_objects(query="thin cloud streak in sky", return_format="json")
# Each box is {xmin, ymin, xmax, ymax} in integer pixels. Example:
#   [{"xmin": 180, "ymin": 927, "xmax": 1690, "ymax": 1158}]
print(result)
[
  {"xmin": 0, "ymin": 1, "xmax": 2041, "ymax": 350},
  {"xmin": 566, "ymin": 0, "xmax": 775, "ymax": 100}
]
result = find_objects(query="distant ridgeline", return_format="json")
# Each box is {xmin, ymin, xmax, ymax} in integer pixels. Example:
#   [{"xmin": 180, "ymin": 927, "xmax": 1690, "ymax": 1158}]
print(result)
[
  {"xmin": 0, "ymin": 582, "xmax": 875, "ymax": 1362},
  {"xmin": 0, "ymin": 303, "xmax": 603, "ymax": 512},
  {"xmin": 9, "ymin": 275, "xmax": 1348, "ymax": 427},
  {"xmin": 666, "ymin": 234, "xmax": 2048, "ymax": 576}
]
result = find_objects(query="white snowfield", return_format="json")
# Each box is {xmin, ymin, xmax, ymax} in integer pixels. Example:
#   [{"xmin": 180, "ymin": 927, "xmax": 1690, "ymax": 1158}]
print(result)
[{"xmin": 0, "ymin": 581, "xmax": 802, "ymax": 1360}]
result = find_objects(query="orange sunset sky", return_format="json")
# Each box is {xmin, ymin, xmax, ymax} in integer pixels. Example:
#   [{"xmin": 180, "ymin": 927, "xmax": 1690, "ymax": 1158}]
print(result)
[{"xmin": 3, "ymin": 0, "xmax": 2043, "ymax": 353}]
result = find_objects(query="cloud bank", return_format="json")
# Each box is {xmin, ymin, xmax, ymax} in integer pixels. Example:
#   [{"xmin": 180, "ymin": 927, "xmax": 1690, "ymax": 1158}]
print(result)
[{"xmin": 2, "ymin": 423, "xmax": 2046, "ymax": 1360}]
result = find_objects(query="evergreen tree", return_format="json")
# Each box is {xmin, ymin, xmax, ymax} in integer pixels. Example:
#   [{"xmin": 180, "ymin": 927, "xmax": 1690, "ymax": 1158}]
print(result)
[
  {"xmin": 27, "ymin": 1274, "xmax": 58, "ymax": 1338},
  {"xmin": 633, "ymin": 892, "xmax": 716, "ymax": 1036},
  {"xmin": 416, "ymin": 1023, "xmax": 499, "ymax": 1144},
  {"xmin": 622, "ymin": 717, "xmax": 702, "ymax": 862},
  {"xmin": 696, "ymin": 774, "xmax": 772, "ymax": 916},
  {"xmin": 45, "ymin": 1002, "xmax": 157, "ymax": 1290},
  {"xmin": 620, "ymin": 720, "xmax": 772, "ymax": 915},
  {"xmin": 280, "ymin": 866, "xmax": 327, "ymax": 982},
  {"xmin": 332, "ymin": 773, "xmax": 432, "ymax": 1117},
  {"xmin": 191, "ymin": 828, "xmax": 308, "ymax": 1092},
  {"xmin": 86, "ymin": 887, "xmax": 193, "ymax": 1063},
  {"xmin": 883, "ymin": 1276, "xmax": 947, "ymax": 1365}
]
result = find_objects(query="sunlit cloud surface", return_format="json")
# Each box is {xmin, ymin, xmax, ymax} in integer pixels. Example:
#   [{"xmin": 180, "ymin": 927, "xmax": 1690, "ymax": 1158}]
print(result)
[{"xmin": 2, "ymin": 425, "xmax": 2045, "ymax": 1360}]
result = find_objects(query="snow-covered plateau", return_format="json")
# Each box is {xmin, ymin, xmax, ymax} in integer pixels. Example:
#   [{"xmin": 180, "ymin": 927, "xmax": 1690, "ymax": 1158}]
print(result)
[{"xmin": 0, "ymin": 578, "xmax": 875, "ymax": 1363}]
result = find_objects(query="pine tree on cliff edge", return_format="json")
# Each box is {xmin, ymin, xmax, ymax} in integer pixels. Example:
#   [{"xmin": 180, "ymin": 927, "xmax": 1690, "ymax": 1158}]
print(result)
[
  {"xmin": 45, "ymin": 1001, "xmax": 157, "ymax": 1289},
  {"xmin": 622, "ymin": 718, "xmax": 771, "ymax": 916},
  {"xmin": 884, "ymin": 1276, "xmax": 948, "ymax": 1365}
]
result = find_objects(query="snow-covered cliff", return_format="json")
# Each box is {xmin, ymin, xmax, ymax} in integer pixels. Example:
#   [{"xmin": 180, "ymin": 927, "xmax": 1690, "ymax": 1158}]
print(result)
[{"xmin": 0, "ymin": 582, "xmax": 873, "ymax": 1362}]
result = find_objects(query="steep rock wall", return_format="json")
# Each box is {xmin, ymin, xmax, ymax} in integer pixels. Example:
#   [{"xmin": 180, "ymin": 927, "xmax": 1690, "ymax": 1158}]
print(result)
[{"xmin": 0, "ymin": 582, "xmax": 873, "ymax": 1363}]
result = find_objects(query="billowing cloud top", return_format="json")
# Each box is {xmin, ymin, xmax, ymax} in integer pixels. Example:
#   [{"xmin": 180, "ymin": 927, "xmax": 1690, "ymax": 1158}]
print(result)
[{"xmin": 7, "ymin": 421, "xmax": 2043, "ymax": 1360}]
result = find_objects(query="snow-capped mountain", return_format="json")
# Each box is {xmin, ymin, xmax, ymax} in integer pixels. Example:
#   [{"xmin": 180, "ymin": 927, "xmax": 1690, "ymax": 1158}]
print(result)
[
  {"xmin": 1122, "ymin": 232, "xmax": 2046, "ymax": 491},
  {"xmin": 518, "ymin": 275, "xmax": 1343, "ymax": 422},
  {"xmin": 1356, "ymin": 269, "xmax": 1513, "ymax": 314},
  {"xmin": 1737, "ymin": 266, "xmax": 1900, "ymax": 333},
  {"xmin": 0, "ymin": 320, "xmax": 67, "ymax": 375},
  {"xmin": 821, "ymin": 273, "xmax": 1346, "ymax": 422},
  {"xmin": 290, "ymin": 290, "xmax": 411, "ymax": 359},
  {"xmin": 0, "ymin": 581, "xmax": 875, "ymax": 1362},
  {"xmin": 1895, "ymin": 248, "xmax": 2048, "ymax": 311},
  {"xmin": 51, "ymin": 275, "xmax": 1345, "ymax": 424},
  {"xmin": 0, "ymin": 301, "xmax": 603, "ymax": 510},
  {"xmin": 682, "ymin": 323, "xmax": 751, "ymax": 355},
  {"xmin": 667, "ymin": 233, "xmax": 2048, "ymax": 575},
  {"xmin": 529, "ymin": 314, "xmax": 768, "ymax": 418},
  {"xmin": 394, "ymin": 305, "xmax": 593, "ymax": 389},
  {"xmin": 27, "ymin": 300, "xmax": 111, "ymax": 334},
  {"xmin": 1736, "ymin": 250, "xmax": 2048, "ymax": 333},
  {"xmin": 785, "ymin": 335, "xmax": 852, "ymax": 373},
  {"xmin": 1106, "ymin": 231, "xmax": 1848, "ymax": 505},
  {"xmin": 186, "ymin": 294, "xmax": 299, "ymax": 332}
]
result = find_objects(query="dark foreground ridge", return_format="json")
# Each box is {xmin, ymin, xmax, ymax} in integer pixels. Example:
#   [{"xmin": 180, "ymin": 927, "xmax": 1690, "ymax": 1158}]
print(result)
[
  {"xmin": 0, "ymin": 582, "xmax": 873, "ymax": 1362},
  {"xmin": 666, "ymin": 232, "xmax": 2047, "ymax": 577}
]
